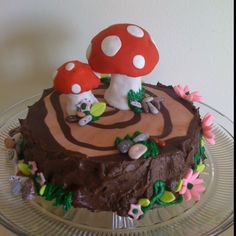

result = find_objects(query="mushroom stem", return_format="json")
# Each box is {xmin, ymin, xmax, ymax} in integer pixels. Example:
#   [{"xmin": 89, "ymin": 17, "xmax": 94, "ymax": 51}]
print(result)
[
  {"xmin": 104, "ymin": 74, "xmax": 142, "ymax": 110},
  {"xmin": 65, "ymin": 91, "xmax": 98, "ymax": 115}
]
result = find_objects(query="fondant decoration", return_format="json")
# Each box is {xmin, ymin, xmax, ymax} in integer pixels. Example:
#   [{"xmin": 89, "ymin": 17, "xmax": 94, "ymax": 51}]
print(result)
[
  {"xmin": 155, "ymin": 138, "xmax": 166, "ymax": 148},
  {"xmin": 133, "ymin": 133, "xmax": 149, "ymax": 142},
  {"xmin": 11, "ymin": 181, "xmax": 23, "ymax": 195},
  {"xmin": 141, "ymin": 180, "xmax": 165, "ymax": 214},
  {"xmin": 79, "ymin": 115, "xmax": 93, "ymax": 126},
  {"xmin": 151, "ymin": 96, "xmax": 165, "ymax": 110},
  {"xmin": 53, "ymin": 60, "xmax": 100, "ymax": 115},
  {"xmin": 66, "ymin": 102, "xmax": 107, "ymax": 126},
  {"xmin": 174, "ymin": 85, "xmax": 203, "ymax": 102},
  {"xmin": 4, "ymin": 137, "xmax": 16, "ymax": 149},
  {"xmin": 128, "ymin": 87, "xmax": 145, "ymax": 113},
  {"xmin": 90, "ymin": 102, "xmax": 106, "ymax": 117},
  {"xmin": 179, "ymin": 169, "xmax": 205, "ymax": 201},
  {"xmin": 130, "ymin": 100, "xmax": 142, "ymax": 109},
  {"xmin": 193, "ymin": 134, "xmax": 206, "ymax": 171},
  {"xmin": 196, "ymin": 163, "xmax": 205, "ymax": 173},
  {"xmin": 128, "ymin": 143, "xmax": 148, "ymax": 160},
  {"xmin": 142, "ymin": 100, "xmax": 149, "ymax": 113},
  {"xmin": 128, "ymin": 204, "xmax": 144, "ymax": 220},
  {"xmin": 77, "ymin": 100, "xmax": 92, "ymax": 113},
  {"xmin": 40, "ymin": 183, "xmax": 73, "ymax": 212},
  {"xmin": 28, "ymin": 161, "xmax": 38, "ymax": 174},
  {"xmin": 39, "ymin": 184, "xmax": 47, "ymax": 196},
  {"xmin": 175, "ymin": 179, "xmax": 183, "ymax": 192},
  {"xmin": 201, "ymin": 112, "xmax": 215, "ymax": 144},
  {"xmin": 159, "ymin": 190, "xmax": 176, "ymax": 203},
  {"xmin": 117, "ymin": 139, "xmax": 133, "ymax": 154},
  {"xmin": 147, "ymin": 102, "xmax": 159, "ymax": 114},
  {"xmin": 17, "ymin": 162, "xmax": 31, "ymax": 176},
  {"xmin": 16, "ymin": 171, "xmax": 25, "ymax": 177},
  {"xmin": 143, "ymin": 96, "xmax": 154, "ymax": 103},
  {"xmin": 142, "ymin": 139, "xmax": 159, "ymax": 158},
  {"xmin": 36, "ymin": 172, "xmax": 46, "ymax": 186},
  {"xmin": 21, "ymin": 179, "xmax": 36, "ymax": 200},
  {"xmin": 87, "ymin": 23, "xmax": 159, "ymax": 110},
  {"xmin": 9, "ymin": 175, "xmax": 22, "ymax": 182},
  {"xmin": 138, "ymin": 198, "xmax": 150, "ymax": 207},
  {"xmin": 129, "ymin": 93, "xmax": 164, "ymax": 114}
]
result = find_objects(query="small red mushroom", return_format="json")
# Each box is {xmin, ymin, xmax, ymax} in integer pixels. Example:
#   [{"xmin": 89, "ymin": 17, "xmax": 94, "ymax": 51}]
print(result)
[
  {"xmin": 86, "ymin": 23, "xmax": 159, "ymax": 110},
  {"xmin": 53, "ymin": 60, "xmax": 100, "ymax": 115}
]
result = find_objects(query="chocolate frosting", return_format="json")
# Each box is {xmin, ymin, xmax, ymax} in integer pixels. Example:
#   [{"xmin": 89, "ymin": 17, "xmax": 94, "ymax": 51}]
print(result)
[{"xmin": 19, "ymin": 83, "xmax": 201, "ymax": 216}]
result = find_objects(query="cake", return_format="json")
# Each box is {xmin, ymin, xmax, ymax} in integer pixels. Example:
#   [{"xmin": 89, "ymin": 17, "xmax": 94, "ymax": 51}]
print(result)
[{"xmin": 4, "ymin": 23, "xmax": 215, "ymax": 220}]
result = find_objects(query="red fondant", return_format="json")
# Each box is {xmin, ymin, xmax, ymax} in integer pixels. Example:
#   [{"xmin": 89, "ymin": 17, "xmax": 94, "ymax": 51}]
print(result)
[
  {"xmin": 88, "ymin": 24, "xmax": 159, "ymax": 77},
  {"xmin": 53, "ymin": 60, "xmax": 100, "ymax": 94}
]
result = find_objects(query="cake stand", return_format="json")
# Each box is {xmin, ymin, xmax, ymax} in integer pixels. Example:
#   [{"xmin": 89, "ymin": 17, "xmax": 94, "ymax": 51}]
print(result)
[{"xmin": 0, "ymin": 95, "xmax": 234, "ymax": 236}]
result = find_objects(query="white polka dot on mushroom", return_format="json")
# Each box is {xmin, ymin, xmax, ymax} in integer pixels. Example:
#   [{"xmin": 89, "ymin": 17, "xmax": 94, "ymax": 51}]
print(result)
[
  {"xmin": 71, "ymin": 84, "xmax": 81, "ymax": 94},
  {"xmin": 65, "ymin": 62, "xmax": 75, "ymax": 71},
  {"xmin": 101, "ymin": 35, "xmax": 122, "ymax": 57},
  {"xmin": 133, "ymin": 55, "xmax": 145, "ymax": 69},
  {"xmin": 86, "ymin": 43, "xmax": 92, "ymax": 60},
  {"xmin": 127, "ymin": 25, "xmax": 144, "ymax": 38}
]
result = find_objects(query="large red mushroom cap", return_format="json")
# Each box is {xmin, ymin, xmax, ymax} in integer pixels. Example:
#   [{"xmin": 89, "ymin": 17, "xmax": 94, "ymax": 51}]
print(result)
[
  {"xmin": 87, "ymin": 23, "xmax": 159, "ymax": 77},
  {"xmin": 53, "ymin": 60, "xmax": 100, "ymax": 94}
]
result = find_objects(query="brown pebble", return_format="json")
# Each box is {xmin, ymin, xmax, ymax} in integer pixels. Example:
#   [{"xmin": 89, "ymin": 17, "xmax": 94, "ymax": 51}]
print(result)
[
  {"xmin": 152, "ymin": 96, "xmax": 165, "ymax": 110},
  {"xmin": 4, "ymin": 138, "xmax": 16, "ymax": 149},
  {"xmin": 141, "ymin": 101, "xmax": 149, "ymax": 113},
  {"xmin": 156, "ymin": 138, "xmax": 166, "ymax": 147},
  {"xmin": 143, "ymin": 96, "xmax": 154, "ymax": 103},
  {"xmin": 147, "ymin": 102, "xmax": 159, "ymax": 114}
]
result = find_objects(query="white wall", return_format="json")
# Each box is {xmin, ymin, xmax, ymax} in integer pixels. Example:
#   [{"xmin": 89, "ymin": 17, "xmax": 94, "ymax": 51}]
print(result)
[{"xmin": 0, "ymin": 0, "xmax": 233, "ymax": 119}]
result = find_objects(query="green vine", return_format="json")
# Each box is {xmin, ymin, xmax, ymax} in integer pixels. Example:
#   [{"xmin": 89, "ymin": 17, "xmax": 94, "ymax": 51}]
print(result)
[
  {"xmin": 127, "ymin": 87, "xmax": 145, "ymax": 113},
  {"xmin": 193, "ymin": 131, "xmax": 206, "ymax": 171},
  {"xmin": 141, "ymin": 180, "xmax": 183, "ymax": 215}
]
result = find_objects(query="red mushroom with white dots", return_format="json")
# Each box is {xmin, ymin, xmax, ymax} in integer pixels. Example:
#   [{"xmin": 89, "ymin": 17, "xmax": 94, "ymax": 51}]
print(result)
[
  {"xmin": 86, "ymin": 23, "xmax": 159, "ymax": 110},
  {"xmin": 53, "ymin": 60, "xmax": 100, "ymax": 115}
]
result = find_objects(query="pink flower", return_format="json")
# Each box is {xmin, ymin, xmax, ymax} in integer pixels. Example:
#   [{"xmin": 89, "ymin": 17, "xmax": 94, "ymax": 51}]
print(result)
[
  {"xmin": 128, "ymin": 204, "xmax": 144, "ymax": 220},
  {"xmin": 174, "ymin": 85, "xmax": 203, "ymax": 102},
  {"xmin": 37, "ymin": 172, "xmax": 46, "ymax": 186},
  {"xmin": 28, "ymin": 161, "xmax": 38, "ymax": 174},
  {"xmin": 77, "ymin": 100, "xmax": 91, "ymax": 112},
  {"xmin": 179, "ymin": 169, "xmax": 205, "ymax": 201},
  {"xmin": 202, "ymin": 113, "xmax": 215, "ymax": 145}
]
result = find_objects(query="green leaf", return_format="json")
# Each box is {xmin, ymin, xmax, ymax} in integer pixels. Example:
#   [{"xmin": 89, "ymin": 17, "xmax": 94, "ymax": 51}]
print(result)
[
  {"xmin": 159, "ymin": 191, "xmax": 176, "ymax": 203},
  {"xmin": 90, "ymin": 102, "xmax": 106, "ymax": 117},
  {"xmin": 196, "ymin": 163, "xmax": 205, "ymax": 173},
  {"xmin": 17, "ymin": 163, "xmax": 31, "ymax": 176},
  {"xmin": 175, "ymin": 179, "xmax": 183, "ymax": 192}
]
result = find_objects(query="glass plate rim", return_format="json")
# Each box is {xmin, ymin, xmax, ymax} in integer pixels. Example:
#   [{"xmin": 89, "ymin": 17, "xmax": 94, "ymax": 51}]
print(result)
[{"xmin": 0, "ymin": 95, "xmax": 234, "ymax": 236}]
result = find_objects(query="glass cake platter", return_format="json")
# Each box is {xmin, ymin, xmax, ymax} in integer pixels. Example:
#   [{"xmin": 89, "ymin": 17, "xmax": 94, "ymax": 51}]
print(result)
[{"xmin": 0, "ymin": 94, "xmax": 234, "ymax": 236}]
